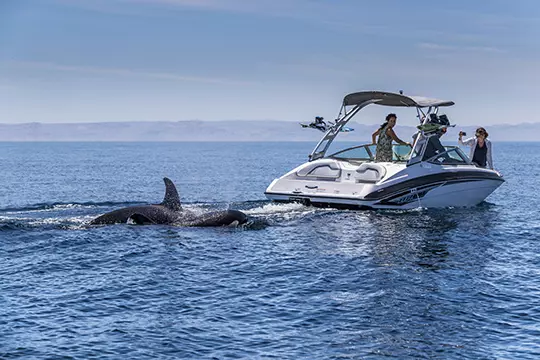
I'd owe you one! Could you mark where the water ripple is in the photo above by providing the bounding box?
[0,142,538,359]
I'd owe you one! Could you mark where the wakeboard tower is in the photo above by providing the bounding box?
[300,116,354,133]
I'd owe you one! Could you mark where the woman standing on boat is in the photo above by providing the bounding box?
[371,113,409,162]
[458,127,493,169]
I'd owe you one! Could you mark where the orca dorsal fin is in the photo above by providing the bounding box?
[161,177,182,211]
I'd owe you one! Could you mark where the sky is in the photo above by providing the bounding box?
[0,0,538,126]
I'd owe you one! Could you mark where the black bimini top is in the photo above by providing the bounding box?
[343,91,455,108]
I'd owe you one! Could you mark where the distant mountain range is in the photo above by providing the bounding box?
[0,120,537,142]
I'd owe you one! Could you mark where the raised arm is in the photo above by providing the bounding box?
[387,128,408,145]
[458,134,475,146]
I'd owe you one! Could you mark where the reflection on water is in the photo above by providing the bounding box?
[364,205,500,270]
[0,142,538,360]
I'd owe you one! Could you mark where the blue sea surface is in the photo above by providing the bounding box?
[0,141,538,359]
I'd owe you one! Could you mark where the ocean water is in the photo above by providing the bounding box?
[0,141,538,360]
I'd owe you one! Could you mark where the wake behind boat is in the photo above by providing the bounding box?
[265,91,505,209]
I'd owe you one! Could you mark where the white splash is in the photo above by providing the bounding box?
[244,202,308,215]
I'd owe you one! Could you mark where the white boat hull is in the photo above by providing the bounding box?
[264,159,504,210]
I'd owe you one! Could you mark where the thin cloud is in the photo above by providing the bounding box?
[2,61,253,85]
[56,0,360,29]
[57,0,319,17]
[441,8,540,29]
[417,42,505,54]
[145,0,394,36]
[53,0,493,44]
[118,0,315,15]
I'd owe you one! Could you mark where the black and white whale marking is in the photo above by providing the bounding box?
[90,177,248,227]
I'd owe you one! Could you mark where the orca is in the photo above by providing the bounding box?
[90,178,248,227]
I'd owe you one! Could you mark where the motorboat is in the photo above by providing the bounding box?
[264,91,504,209]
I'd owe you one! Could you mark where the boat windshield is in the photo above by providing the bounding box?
[426,147,471,165]
[408,134,470,165]
[329,144,412,162]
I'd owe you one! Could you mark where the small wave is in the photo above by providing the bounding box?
[238,217,270,230]
[0,200,329,231]
[0,201,145,214]
[0,214,95,232]
[241,202,333,227]
[0,200,264,215]
[244,202,309,215]
[0,219,29,232]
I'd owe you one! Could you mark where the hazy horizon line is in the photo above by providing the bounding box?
[1,120,538,127]
[0,139,538,143]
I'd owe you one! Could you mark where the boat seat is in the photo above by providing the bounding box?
[355,163,386,183]
[296,160,342,179]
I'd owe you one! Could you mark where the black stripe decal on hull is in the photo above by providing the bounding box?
[374,178,485,205]
[365,172,503,200]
